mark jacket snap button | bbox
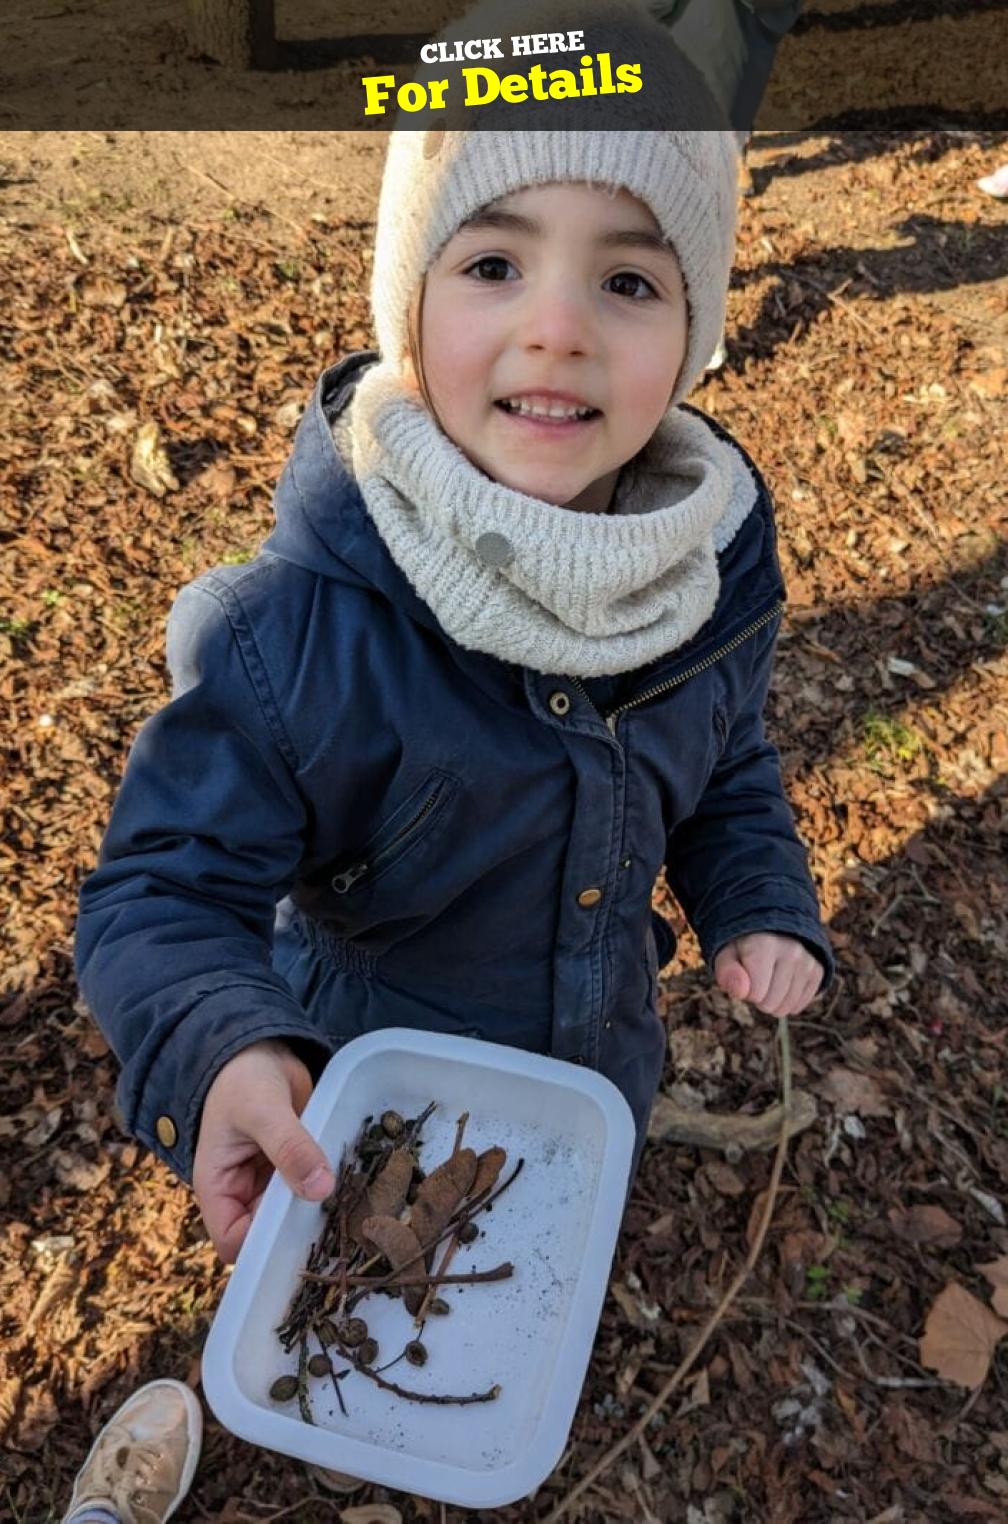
[548,691,571,717]
[474,531,514,569]
[577,887,602,908]
[156,1115,178,1148]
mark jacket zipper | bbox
[570,599,784,735]
[331,782,445,894]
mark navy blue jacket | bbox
[75,353,834,1182]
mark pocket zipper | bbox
[330,783,446,894]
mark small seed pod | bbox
[269,1375,299,1403]
[339,1317,368,1348]
[366,1122,387,1144]
[380,1109,404,1139]
[358,1337,379,1365]
[429,1297,451,1316]
[307,1353,332,1378]
[458,1221,479,1244]
[405,1339,428,1367]
[317,1318,338,1346]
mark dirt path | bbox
[1,128,1007,1523]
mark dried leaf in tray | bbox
[343,1170,373,1254]
[470,1145,507,1201]
[361,1214,427,1315]
[366,1148,413,1221]
[409,1148,478,1255]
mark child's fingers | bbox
[194,1176,254,1263]
[754,959,793,1013]
[738,942,777,1006]
[713,945,749,999]
[247,1110,335,1203]
[797,963,825,1011]
[214,1199,255,1265]
[769,963,808,1019]
[777,960,823,1018]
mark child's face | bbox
[414,182,688,514]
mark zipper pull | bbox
[331,861,369,894]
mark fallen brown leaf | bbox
[888,1204,962,1248]
[819,1066,890,1117]
[703,1161,746,1197]
[978,1256,1008,1319]
[130,421,179,497]
[919,1281,1008,1389]
[675,1366,710,1418]
[610,1279,661,1331]
[967,367,1007,398]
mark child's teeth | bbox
[502,399,593,419]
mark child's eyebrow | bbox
[459,207,675,257]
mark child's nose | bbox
[518,285,595,358]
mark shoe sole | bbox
[158,1380,203,1521]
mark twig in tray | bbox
[330,1332,501,1406]
[276,1105,522,1412]
[301,1262,515,1289]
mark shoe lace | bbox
[98,1422,178,1520]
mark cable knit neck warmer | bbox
[338,360,759,678]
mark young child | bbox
[75,126,834,1272]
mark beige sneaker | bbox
[63,1379,202,1524]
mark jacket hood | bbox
[263,351,445,636]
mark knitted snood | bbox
[337,359,759,678]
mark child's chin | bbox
[490,466,584,506]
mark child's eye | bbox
[605,271,658,301]
[464,255,516,282]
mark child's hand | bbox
[713,932,823,1019]
[192,1038,335,1263]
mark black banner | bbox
[2,0,1006,131]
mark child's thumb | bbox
[715,945,751,1001]
[258,1115,335,1201]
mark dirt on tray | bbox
[1,124,1008,1523]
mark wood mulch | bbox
[1,128,1007,1523]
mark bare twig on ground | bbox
[542,1021,794,1524]
[647,1084,816,1155]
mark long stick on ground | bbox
[542,1021,794,1524]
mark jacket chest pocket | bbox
[329,769,459,896]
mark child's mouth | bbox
[494,398,602,430]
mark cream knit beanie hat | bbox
[369,3,740,407]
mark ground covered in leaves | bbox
[1,129,1007,1523]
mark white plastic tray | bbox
[202,1027,635,1508]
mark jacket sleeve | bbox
[74,577,329,1184]
[664,612,835,993]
